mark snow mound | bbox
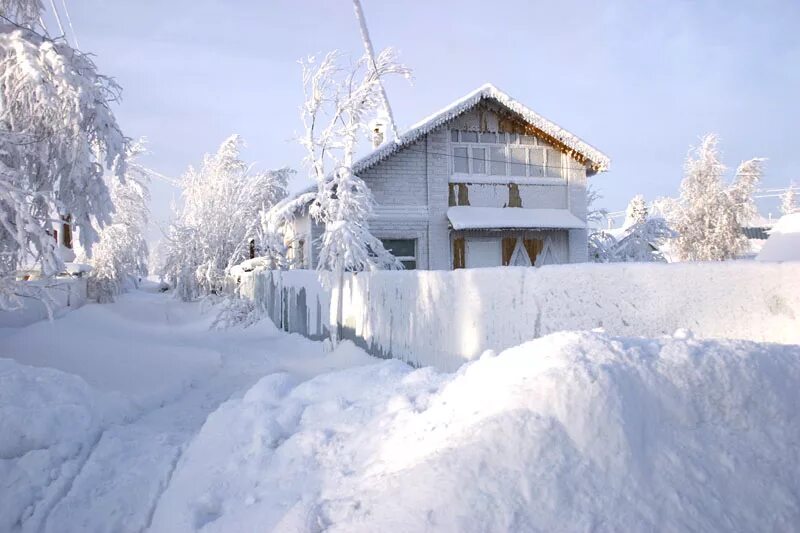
[0,359,122,532]
[757,213,800,262]
[148,332,800,532]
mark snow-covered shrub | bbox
[0,5,127,309]
[664,134,763,261]
[609,195,675,263]
[160,135,291,300]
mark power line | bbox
[60,0,79,48]
[47,0,65,37]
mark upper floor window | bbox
[450,129,565,178]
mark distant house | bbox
[282,83,610,270]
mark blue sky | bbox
[63,0,799,240]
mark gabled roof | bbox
[354,82,610,174]
[281,83,610,213]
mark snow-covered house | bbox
[285,83,610,270]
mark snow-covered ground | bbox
[2,287,799,532]
[0,286,375,532]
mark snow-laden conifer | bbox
[781,185,797,216]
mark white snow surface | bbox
[0,287,374,532]
[447,206,586,230]
[757,213,800,262]
[2,285,800,532]
[149,331,800,532]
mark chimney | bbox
[369,117,387,149]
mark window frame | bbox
[380,238,417,270]
[450,129,565,179]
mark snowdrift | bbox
[0,359,123,532]
[758,213,800,262]
[148,332,800,532]
[240,261,800,370]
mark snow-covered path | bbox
[1,287,375,532]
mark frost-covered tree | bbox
[300,49,410,344]
[666,134,763,261]
[623,194,648,227]
[0,2,127,309]
[160,135,291,300]
[587,185,613,262]
[300,49,410,274]
[781,185,797,215]
[88,140,151,302]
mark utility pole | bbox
[352,0,398,142]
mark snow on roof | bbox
[354,82,611,175]
[278,83,610,214]
[447,206,585,230]
[756,213,800,262]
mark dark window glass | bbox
[381,239,415,258]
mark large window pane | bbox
[453,147,469,173]
[472,147,486,174]
[529,148,545,177]
[461,131,478,142]
[490,146,506,175]
[546,148,562,178]
[509,147,526,176]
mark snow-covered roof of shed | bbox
[354,82,610,174]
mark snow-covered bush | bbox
[88,141,151,302]
[160,135,291,300]
[664,134,763,261]
[610,195,675,263]
[0,5,127,310]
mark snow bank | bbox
[757,213,800,262]
[0,358,122,532]
[0,278,87,329]
[240,262,800,371]
[147,332,800,532]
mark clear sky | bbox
[63,0,799,241]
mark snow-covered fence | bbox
[240,269,331,341]
[238,262,800,371]
[0,278,88,328]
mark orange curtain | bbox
[524,239,543,264]
[452,237,465,269]
[502,237,516,265]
